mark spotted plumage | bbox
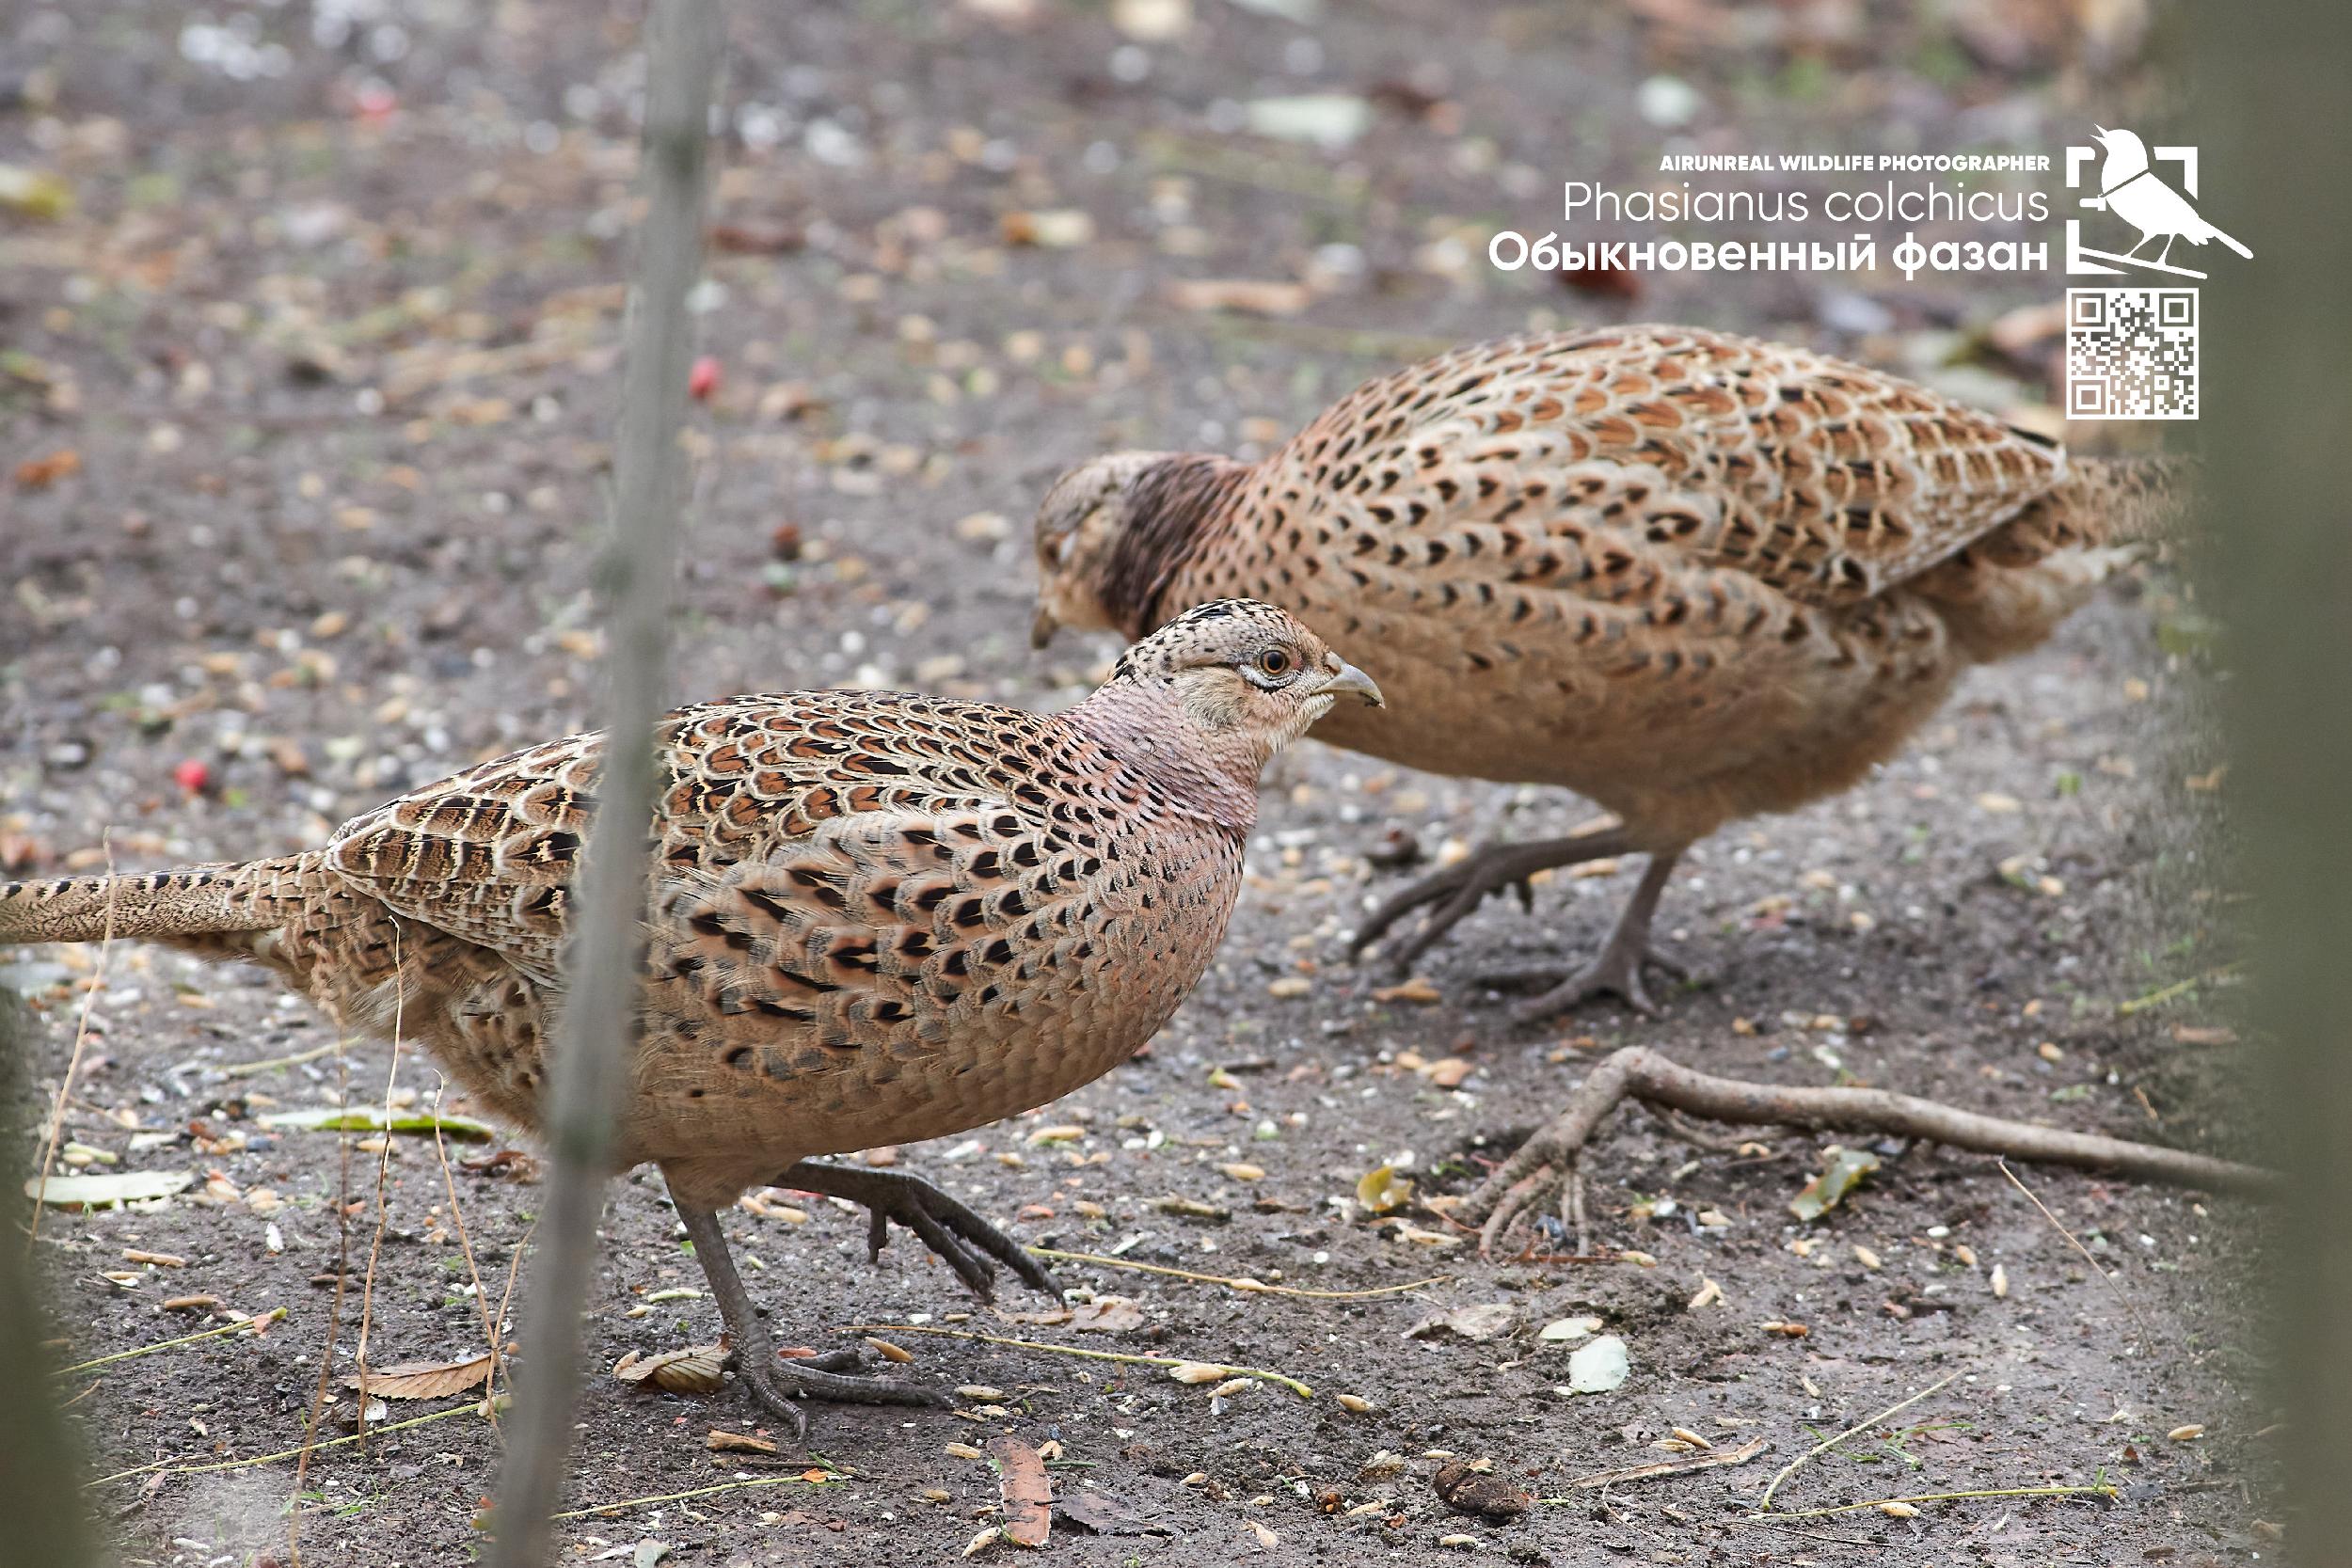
[1033,325,2187,1018]
[1,598,1381,1429]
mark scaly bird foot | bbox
[724,1340,945,1442]
[1346,832,1633,971]
[1482,942,1690,1022]
[781,1162,1060,1302]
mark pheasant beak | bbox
[1030,607,1058,649]
[1318,658,1384,708]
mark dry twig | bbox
[27,832,114,1254]
[1466,1047,2275,1249]
[1024,1247,1445,1299]
[840,1322,1316,1398]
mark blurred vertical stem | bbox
[485,1,723,1562]
[0,991,95,1567]
[2190,2,2352,1558]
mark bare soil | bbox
[2,3,2273,1564]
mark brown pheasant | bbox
[1031,325,2183,1019]
[0,599,1379,1432]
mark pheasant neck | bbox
[1061,682,1263,836]
[1102,453,1251,638]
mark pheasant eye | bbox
[1255,647,1293,677]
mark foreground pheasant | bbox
[1,599,1379,1431]
[1032,325,2181,1019]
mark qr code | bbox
[2065,288,2197,420]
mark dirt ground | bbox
[1,2,2276,1564]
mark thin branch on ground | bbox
[216,1040,341,1077]
[839,1322,1317,1398]
[352,927,407,1459]
[428,1073,505,1413]
[1465,1047,2276,1250]
[1757,1373,1957,1513]
[549,1469,850,1522]
[27,831,115,1254]
[1999,1158,2150,1342]
[1023,1247,1446,1299]
[53,1307,288,1375]
[485,3,722,1559]
[1756,1482,2119,1519]
[90,1396,507,1486]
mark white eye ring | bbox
[1243,646,1298,689]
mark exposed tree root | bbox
[1463,1047,2278,1253]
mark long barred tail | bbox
[0,857,308,946]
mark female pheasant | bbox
[1031,325,2182,1020]
[1,600,1379,1432]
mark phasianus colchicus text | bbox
[0,599,1380,1433]
[1031,325,2185,1020]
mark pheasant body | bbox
[3,601,1382,1428]
[1034,326,2184,1013]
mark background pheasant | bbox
[1032,325,2186,1019]
[0,599,1379,1431]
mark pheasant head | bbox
[1069,598,1380,829]
[1031,450,1248,646]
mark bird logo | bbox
[2065,127,2250,279]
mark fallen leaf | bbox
[13,448,80,490]
[1538,1316,1602,1343]
[1357,1164,1414,1215]
[1243,94,1373,149]
[707,1429,778,1454]
[1788,1147,1881,1221]
[24,1170,194,1207]
[1057,1489,1168,1536]
[1163,279,1312,317]
[260,1106,497,1141]
[1406,1302,1517,1342]
[987,1435,1052,1547]
[1000,210,1095,248]
[612,1343,726,1395]
[0,164,72,219]
[1565,1335,1630,1394]
[346,1352,494,1401]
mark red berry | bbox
[172,759,211,794]
[688,356,720,401]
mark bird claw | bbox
[725,1342,945,1440]
[784,1163,1060,1303]
[1481,940,1688,1023]
[1348,839,1612,968]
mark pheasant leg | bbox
[1479,848,1688,1021]
[1348,828,1637,969]
[781,1162,1060,1302]
[668,1179,943,1441]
